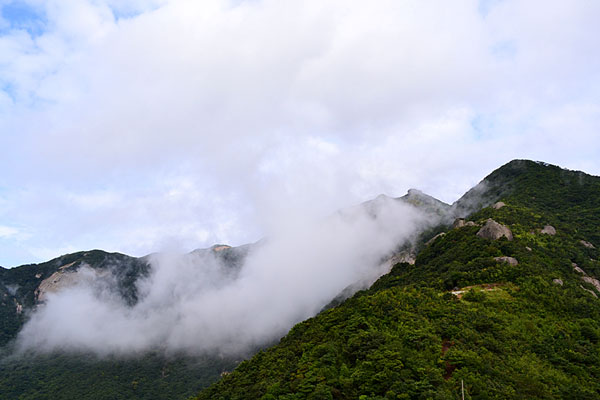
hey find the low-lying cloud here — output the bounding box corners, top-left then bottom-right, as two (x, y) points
(16, 195), (433, 356)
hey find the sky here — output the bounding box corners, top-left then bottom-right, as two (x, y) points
(0, 0), (599, 267)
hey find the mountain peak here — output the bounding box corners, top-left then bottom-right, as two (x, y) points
(399, 188), (451, 217)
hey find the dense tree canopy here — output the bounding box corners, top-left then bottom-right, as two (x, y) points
(196, 160), (600, 400)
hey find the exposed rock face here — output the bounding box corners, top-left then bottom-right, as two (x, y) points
(387, 251), (416, 266)
(553, 279), (564, 286)
(476, 219), (513, 241)
(212, 245), (231, 252)
(453, 219), (478, 229)
(582, 276), (600, 293)
(581, 240), (596, 249)
(494, 256), (519, 266)
(35, 265), (108, 302)
(426, 232), (446, 246)
(571, 263), (600, 295)
(453, 219), (465, 229)
(540, 225), (556, 235)
(36, 270), (81, 302)
(492, 202), (506, 210)
(573, 263), (587, 275)
(580, 285), (598, 298)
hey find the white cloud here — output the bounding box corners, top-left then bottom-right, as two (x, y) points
(0, 0), (598, 266)
(0, 225), (19, 238)
(17, 194), (432, 355)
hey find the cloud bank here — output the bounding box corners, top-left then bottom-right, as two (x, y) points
(16, 195), (431, 355)
(0, 0), (599, 266)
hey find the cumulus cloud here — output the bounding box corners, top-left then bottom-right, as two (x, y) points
(16, 195), (432, 355)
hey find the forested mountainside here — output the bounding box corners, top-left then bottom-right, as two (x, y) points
(0, 250), (151, 347)
(0, 187), (442, 399)
(196, 160), (600, 400)
(0, 246), (248, 399)
(1, 159), (598, 400)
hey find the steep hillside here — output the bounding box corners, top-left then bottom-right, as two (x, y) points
(0, 246), (248, 399)
(196, 160), (600, 399)
(0, 250), (151, 347)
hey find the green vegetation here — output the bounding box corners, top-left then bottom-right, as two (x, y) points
(0, 351), (237, 400)
(196, 160), (600, 399)
(0, 251), (239, 399)
(1, 160), (599, 399)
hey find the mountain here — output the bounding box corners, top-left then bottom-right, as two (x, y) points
(0, 246), (250, 400)
(0, 191), (448, 399)
(0, 250), (151, 347)
(2, 159), (599, 399)
(195, 160), (600, 399)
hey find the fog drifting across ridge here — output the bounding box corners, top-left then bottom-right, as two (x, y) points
(16, 195), (433, 356)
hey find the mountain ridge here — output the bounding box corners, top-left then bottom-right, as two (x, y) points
(195, 159), (600, 399)
(1, 159), (599, 399)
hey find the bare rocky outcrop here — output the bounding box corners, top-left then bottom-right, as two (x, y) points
(387, 251), (416, 266)
(494, 256), (519, 266)
(212, 245), (231, 252)
(580, 285), (598, 298)
(426, 232), (445, 246)
(35, 264), (108, 302)
(553, 279), (563, 286)
(476, 219), (513, 241)
(582, 276), (600, 293)
(540, 225), (556, 235)
(36, 270), (79, 302)
(453, 219), (478, 229)
(581, 240), (596, 249)
(453, 219), (466, 229)
(492, 202), (506, 210)
(571, 263), (600, 296)
(573, 263), (587, 275)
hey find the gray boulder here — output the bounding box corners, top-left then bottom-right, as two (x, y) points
(476, 219), (513, 241)
(492, 202), (506, 209)
(581, 240), (596, 249)
(453, 219), (465, 229)
(494, 256), (519, 266)
(540, 225), (556, 235)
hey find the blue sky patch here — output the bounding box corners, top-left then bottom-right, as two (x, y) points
(470, 114), (497, 140)
(110, 7), (144, 22)
(1, 82), (16, 102)
(1, 1), (46, 37)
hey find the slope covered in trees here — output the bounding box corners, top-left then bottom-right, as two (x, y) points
(196, 160), (600, 399)
(0, 249), (244, 399)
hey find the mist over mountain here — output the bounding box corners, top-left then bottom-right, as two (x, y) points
(9, 190), (440, 357)
(196, 159), (600, 399)
(2, 159), (600, 399)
